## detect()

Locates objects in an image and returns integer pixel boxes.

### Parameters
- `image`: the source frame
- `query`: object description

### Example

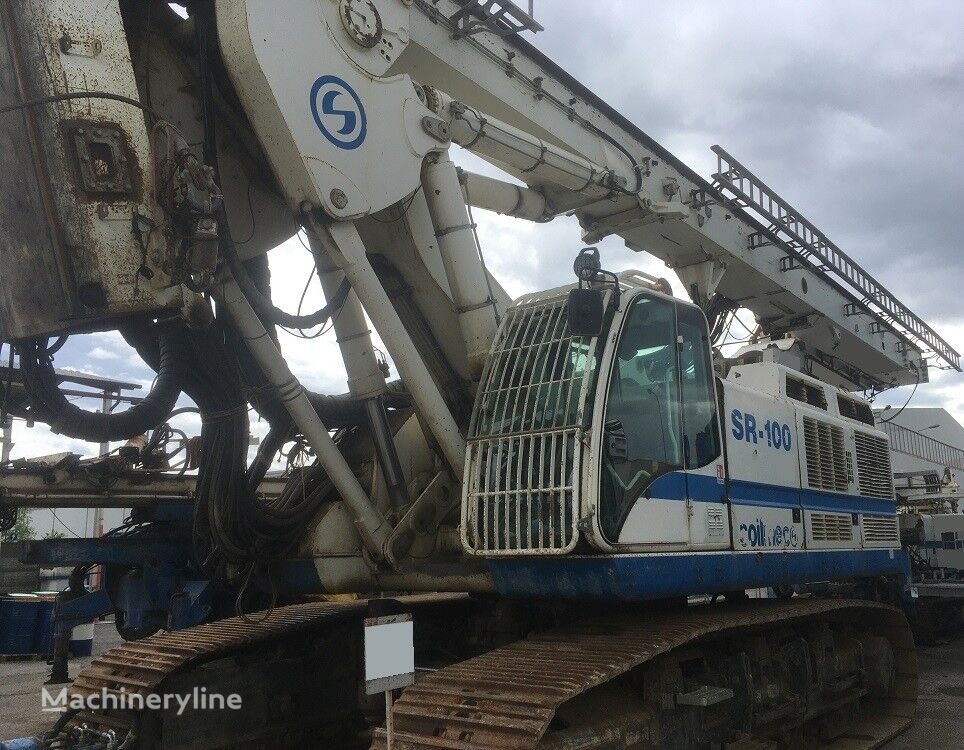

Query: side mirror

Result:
[567,288,604,337]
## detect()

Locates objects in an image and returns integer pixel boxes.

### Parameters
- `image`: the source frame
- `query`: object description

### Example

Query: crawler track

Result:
[62,600,369,748]
[371,599,917,750]
[54,597,916,750]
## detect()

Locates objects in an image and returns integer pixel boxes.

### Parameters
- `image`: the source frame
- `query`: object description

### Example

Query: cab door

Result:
[676,303,727,549]
[585,292,725,551]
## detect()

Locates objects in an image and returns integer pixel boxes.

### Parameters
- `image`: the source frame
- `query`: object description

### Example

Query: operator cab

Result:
[462,251,726,557]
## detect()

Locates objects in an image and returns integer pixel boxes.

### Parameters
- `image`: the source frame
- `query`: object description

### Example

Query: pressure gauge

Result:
[340,0,383,49]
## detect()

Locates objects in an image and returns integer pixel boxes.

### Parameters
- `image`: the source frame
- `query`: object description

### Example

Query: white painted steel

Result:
[421,153,500,375]
[439,91,619,199]
[308,234,388,399]
[216,0,440,219]
[313,219,467,478]
[459,170,548,220]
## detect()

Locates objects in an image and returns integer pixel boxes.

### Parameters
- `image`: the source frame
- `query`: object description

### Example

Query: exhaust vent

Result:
[854,431,894,499]
[802,417,848,492]
[787,375,828,410]
[862,514,899,546]
[809,512,854,543]
[837,395,875,425]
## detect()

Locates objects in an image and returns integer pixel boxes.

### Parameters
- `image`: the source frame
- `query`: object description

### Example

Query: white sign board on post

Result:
[365,613,415,750]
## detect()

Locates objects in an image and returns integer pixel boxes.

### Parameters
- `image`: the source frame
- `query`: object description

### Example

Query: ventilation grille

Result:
[463,294,599,555]
[854,431,894,499]
[787,375,828,410]
[837,395,875,426]
[802,417,848,492]
[862,514,899,545]
[810,512,854,542]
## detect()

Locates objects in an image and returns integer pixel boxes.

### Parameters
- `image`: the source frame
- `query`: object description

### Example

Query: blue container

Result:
[0,597,41,655]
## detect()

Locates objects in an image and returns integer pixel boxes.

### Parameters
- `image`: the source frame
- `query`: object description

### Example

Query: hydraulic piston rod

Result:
[309,218,468,479]
[217,275,391,560]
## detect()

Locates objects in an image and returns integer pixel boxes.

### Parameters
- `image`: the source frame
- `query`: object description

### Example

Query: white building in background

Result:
[874,407,964,514]
[876,407,964,478]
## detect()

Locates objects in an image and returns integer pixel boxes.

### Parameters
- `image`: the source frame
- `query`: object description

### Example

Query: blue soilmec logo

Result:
[310,75,367,150]
[740,517,799,548]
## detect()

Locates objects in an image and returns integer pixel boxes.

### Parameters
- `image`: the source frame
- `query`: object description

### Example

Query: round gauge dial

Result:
[340,0,383,49]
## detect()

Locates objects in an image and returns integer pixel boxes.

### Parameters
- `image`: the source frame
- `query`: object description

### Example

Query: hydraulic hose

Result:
[220,233,352,330]
[193,1,352,331]
[18,327,187,443]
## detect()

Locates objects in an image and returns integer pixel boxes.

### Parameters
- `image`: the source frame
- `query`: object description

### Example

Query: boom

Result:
[208,0,956,393]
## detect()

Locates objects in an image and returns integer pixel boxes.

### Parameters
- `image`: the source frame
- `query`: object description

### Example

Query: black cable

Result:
[223,232,352,329]
[0,91,160,120]
[49,509,81,538]
[879,365,921,424]
[283,239,337,340]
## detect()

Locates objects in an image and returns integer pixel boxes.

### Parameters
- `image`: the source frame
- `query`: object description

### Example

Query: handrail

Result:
[879,420,964,471]
[711,145,960,371]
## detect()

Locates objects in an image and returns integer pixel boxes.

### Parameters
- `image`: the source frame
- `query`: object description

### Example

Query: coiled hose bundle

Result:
[17,326,187,443]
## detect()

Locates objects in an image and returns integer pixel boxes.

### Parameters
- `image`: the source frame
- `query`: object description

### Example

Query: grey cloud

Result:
[521,0,963,325]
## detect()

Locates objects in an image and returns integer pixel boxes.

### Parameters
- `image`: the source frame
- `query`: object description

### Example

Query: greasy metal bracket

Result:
[67,122,134,196]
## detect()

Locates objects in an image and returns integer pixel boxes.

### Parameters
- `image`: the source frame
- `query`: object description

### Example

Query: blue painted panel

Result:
[686,472,727,503]
[646,472,687,498]
[642,473,894,516]
[798,489,895,516]
[488,549,908,600]
[729,478,799,509]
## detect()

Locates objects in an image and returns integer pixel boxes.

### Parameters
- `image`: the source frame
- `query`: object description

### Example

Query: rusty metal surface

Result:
[371,598,917,750]
[67,599,367,735]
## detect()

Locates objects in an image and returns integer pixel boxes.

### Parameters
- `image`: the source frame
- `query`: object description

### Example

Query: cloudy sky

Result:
[5,1,963,511]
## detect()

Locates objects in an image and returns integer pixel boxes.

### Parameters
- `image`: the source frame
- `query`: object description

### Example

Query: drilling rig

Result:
[1,1,957,747]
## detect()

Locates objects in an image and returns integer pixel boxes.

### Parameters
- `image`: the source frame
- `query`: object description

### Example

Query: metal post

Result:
[364,397,410,509]
[385,689,395,750]
[217,275,391,559]
[88,389,117,587]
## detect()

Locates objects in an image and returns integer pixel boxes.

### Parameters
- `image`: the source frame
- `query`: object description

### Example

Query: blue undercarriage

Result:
[487,548,910,600]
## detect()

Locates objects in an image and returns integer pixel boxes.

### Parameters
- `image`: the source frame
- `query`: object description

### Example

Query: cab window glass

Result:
[676,304,721,468]
[600,294,683,541]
